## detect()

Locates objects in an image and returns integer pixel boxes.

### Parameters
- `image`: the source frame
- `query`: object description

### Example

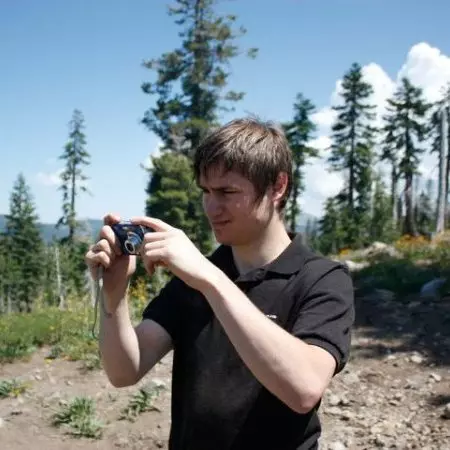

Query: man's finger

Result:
[92,239,116,260]
[98,226,122,256]
[143,247,167,265]
[87,251,112,270]
[103,213,121,226]
[130,216,174,232]
[142,239,166,252]
[142,231,170,243]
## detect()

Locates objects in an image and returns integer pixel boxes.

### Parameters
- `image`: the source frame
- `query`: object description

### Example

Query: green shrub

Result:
[51,396,103,439]
[0,378,30,398]
[353,258,441,296]
[0,306,97,364]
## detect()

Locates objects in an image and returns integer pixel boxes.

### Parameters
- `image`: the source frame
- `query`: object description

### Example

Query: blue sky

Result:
[2,0,450,224]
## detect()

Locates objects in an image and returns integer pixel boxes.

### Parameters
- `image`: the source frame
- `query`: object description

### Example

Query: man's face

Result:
[198,165,275,246]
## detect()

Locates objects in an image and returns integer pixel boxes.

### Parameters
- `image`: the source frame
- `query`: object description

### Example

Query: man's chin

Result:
[213,231,248,247]
[212,230,232,246]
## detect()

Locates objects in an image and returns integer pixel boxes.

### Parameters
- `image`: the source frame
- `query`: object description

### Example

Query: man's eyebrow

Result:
[197,183,238,191]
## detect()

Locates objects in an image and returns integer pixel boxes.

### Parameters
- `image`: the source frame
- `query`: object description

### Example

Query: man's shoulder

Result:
[292,240,350,276]
[289,243,353,299]
[204,238,350,283]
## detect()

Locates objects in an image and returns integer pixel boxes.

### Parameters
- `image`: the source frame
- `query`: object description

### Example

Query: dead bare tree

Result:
[436,104,449,234]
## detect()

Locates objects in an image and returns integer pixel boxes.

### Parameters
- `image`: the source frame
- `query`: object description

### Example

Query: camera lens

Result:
[124,232,141,254]
[124,240,136,254]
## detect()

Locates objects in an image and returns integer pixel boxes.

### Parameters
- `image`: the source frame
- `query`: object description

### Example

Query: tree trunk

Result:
[404,172,416,236]
[436,106,448,233]
[55,245,65,310]
[289,167,301,233]
[445,106,450,228]
[7,289,11,315]
[70,164,76,244]
[349,125,355,213]
[391,165,398,227]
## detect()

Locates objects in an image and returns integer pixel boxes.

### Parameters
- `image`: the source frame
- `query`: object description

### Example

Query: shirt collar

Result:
[209,233,308,282]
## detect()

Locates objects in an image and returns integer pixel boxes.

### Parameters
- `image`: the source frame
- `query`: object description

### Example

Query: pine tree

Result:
[145,152,211,248]
[283,93,318,233]
[327,63,377,248]
[380,129,401,230]
[40,243,58,307]
[318,197,344,255]
[55,109,91,298]
[304,218,320,250]
[5,174,44,312]
[141,0,256,253]
[141,0,257,154]
[56,109,90,244]
[0,234,9,313]
[415,179,435,235]
[370,172,394,242]
[382,77,431,236]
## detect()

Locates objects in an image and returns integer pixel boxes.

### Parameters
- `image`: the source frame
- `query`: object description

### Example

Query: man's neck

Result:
[231,220,292,275]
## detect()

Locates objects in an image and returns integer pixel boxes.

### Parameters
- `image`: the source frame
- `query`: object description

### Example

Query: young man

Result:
[85,118,355,450]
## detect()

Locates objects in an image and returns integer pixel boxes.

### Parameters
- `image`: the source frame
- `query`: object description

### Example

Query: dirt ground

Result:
[1,290,450,450]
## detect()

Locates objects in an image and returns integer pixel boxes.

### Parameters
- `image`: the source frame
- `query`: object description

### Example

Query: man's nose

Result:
[204,195,223,217]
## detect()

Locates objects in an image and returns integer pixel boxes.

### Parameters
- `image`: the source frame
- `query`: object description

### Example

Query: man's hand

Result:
[131,216,219,292]
[85,213,136,307]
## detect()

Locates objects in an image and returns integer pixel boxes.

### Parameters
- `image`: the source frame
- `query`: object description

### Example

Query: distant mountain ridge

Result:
[0,215,103,243]
[0,212,317,243]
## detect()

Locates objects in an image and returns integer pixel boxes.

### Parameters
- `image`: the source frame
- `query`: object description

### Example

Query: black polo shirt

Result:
[142,234,354,450]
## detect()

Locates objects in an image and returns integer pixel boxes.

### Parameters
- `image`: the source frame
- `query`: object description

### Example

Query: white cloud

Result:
[362,62,396,126]
[308,136,332,152]
[311,107,336,134]
[330,79,344,105]
[300,161,345,217]
[309,163,344,198]
[36,169,63,186]
[398,42,450,102]
[302,42,450,219]
[142,141,164,170]
[36,168,91,191]
[419,152,439,181]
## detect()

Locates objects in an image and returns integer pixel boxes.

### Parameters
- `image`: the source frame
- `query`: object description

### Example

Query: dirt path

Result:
[1,293,450,449]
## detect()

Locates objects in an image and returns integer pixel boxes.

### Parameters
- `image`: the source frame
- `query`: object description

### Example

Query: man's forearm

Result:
[200,269,335,414]
[99,296,141,387]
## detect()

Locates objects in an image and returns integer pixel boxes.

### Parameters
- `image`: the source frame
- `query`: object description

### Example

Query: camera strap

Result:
[91,265,112,339]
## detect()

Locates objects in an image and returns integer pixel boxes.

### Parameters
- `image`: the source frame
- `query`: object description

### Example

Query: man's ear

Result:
[272,172,289,204]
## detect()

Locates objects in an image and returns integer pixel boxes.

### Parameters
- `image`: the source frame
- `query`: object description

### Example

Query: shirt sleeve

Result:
[141,275,191,346]
[291,263,355,374]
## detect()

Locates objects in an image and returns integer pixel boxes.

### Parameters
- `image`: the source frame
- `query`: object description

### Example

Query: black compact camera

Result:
[111,221,151,255]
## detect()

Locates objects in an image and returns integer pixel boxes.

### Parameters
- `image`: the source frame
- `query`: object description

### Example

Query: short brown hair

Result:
[193,117,293,211]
